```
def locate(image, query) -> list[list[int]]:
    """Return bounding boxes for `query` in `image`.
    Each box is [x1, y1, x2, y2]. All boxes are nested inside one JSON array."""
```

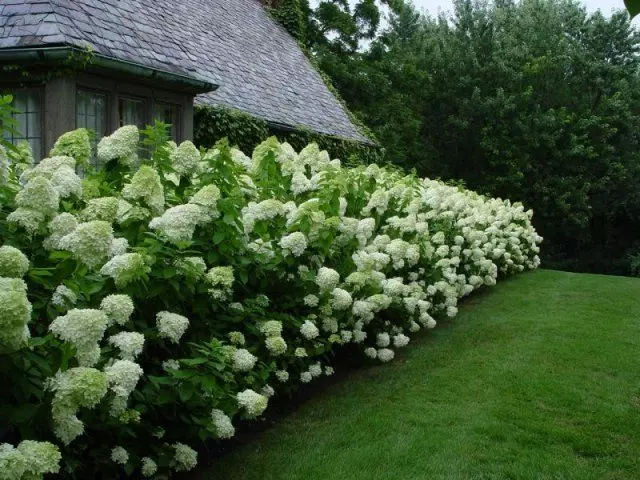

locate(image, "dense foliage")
[[194, 104, 383, 166], [0, 125, 540, 478], [274, 0, 640, 275]]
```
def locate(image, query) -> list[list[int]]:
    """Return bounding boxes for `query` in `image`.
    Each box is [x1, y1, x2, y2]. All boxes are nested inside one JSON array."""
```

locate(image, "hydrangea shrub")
[[0, 126, 541, 478]]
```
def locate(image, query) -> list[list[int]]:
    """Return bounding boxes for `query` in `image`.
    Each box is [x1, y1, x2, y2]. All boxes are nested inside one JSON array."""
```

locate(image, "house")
[[0, 0, 369, 161]]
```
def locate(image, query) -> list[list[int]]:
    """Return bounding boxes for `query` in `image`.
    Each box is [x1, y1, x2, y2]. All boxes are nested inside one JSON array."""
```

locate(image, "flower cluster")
[[156, 311, 190, 343], [97, 125, 139, 167], [0, 440, 61, 480], [0, 277, 32, 354], [0, 245, 29, 278], [48, 367, 108, 444], [49, 309, 108, 367]]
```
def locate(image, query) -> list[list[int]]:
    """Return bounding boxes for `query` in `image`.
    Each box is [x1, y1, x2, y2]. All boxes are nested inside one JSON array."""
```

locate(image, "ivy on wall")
[[193, 104, 383, 165], [262, 0, 310, 43]]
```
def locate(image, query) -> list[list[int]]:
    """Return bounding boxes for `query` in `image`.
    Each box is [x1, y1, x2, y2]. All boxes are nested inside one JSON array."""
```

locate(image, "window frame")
[[75, 87, 110, 139], [153, 101, 183, 143], [2, 87, 45, 162]]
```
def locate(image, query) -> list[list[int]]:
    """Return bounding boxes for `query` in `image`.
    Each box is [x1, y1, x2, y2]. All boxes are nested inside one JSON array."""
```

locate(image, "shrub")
[[0, 126, 541, 478]]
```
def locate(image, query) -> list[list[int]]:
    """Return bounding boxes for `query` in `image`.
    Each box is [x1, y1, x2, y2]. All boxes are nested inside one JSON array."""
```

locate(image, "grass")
[[200, 270, 640, 480]]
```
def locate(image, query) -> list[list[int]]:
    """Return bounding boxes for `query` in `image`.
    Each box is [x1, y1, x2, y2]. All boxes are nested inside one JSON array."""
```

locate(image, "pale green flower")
[[50, 128, 92, 168], [0, 245, 29, 278]]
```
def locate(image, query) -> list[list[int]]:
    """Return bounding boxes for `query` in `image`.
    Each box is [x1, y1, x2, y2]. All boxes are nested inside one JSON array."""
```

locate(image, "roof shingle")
[[0, 0, 369, 142]]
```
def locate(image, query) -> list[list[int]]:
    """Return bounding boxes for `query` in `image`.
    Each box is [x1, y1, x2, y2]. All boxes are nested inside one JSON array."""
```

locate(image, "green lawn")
[[201, 270, 640, 480]]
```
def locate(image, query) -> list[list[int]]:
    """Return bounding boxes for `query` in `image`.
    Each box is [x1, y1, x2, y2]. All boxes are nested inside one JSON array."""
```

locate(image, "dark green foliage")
[[310, 0, 640, 275], [193, 104, 384, 166], [264, 0, 311, 42]]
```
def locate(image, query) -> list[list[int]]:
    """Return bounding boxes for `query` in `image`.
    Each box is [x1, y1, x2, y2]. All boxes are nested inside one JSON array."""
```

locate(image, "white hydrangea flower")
[[362, 189, 389, 216], [108, 332, 145, 361], [325, 366, 335, 376], [0, 278, 32, 355], [95, 231, 120, 257], [300, 320, 319, 340], [156, 311, 189, 343], [111, 446, 129, 465], [206, 266, 234, 300], [7, 208, 47, 235], [393, 333, 410, 348], [100, 295, 134, 326], [162, 359, 180, 371], [300, 371, 312, 383], [100, 253, 147, 286], [377, 348, 395, 362], [294, 347, 307, 357], [97, 125, 139, 167], [171, 140, 200, 177], [364, 347, 377, 359], [78, 197, 118, 223], [279, 231, 308, 257], [49, 309, 108, 367], [265, 336, 287, 356], [105, 359, 143, 416], [316, 267, 340, 292], [261, 384, 275, 397], [291, 171, 313, 195], [275, 370, 289, 382], [51, 285, 77, 308], [228, 331, 245, 346], [303, 294, 319, 307], [236, 389, 268, 418], [50, 128, 91, 167], [59, 221, 114, 268], [0, 440, 61, 479], [122, 165, 164, 215], [211, 409, 235, 439], [330, 288, 352, 310], [322, 316, 339, 333], [356, 218, 376, 247], [50, 165, 83, 199], [21, 155, 75, 182], [15, 176, 60, 217], [308, 362, 322, 377], [353, 329, 367, 343], [233, 348, 258, 371], [241, 199, 285, 234], [376, 332, 391, 348], [141, 457, 158, 477], [175, 256, 207, 278], [44, 213, 78, 250], [172, 443, 198, 472], [446, 306, 458, 317], [48, 367, 108, 445], [0, 245, 29, 278], [189, 184, 221, 222], [149, 204, 202, 243], [260, 320, 283, 337]]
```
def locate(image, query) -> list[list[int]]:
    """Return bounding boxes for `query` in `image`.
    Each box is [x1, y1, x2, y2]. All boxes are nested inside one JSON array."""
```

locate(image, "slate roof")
[[0, 0, 370, 143]]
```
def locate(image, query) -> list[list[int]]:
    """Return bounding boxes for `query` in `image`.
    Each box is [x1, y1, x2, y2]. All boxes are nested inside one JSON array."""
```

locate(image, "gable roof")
[[0, 0, 370, 143]]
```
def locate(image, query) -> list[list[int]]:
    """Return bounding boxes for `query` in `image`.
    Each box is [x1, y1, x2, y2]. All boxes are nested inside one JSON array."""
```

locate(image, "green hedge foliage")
[[0, 125, 541, 478]]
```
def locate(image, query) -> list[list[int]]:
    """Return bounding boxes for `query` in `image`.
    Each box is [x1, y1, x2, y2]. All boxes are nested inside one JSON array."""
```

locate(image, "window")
[[119, 97, 145, 129], [153, 102, 181, 142], [3, 89, 42, 162], [76, 89, 107, 168], [77, 89, 107, 139]]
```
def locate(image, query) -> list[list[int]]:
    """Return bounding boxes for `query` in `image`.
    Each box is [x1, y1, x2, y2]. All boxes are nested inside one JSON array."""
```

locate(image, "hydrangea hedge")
[[0, 125, 542, 478]]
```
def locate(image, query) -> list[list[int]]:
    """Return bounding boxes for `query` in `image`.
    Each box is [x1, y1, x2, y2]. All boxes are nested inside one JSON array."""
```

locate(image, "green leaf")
[[178, 382, 195, 402], [625, 0, 640, 17]]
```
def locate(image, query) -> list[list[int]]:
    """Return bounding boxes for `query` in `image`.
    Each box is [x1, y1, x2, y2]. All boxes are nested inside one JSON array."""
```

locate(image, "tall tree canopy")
[[268, 0, 640, 275]]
